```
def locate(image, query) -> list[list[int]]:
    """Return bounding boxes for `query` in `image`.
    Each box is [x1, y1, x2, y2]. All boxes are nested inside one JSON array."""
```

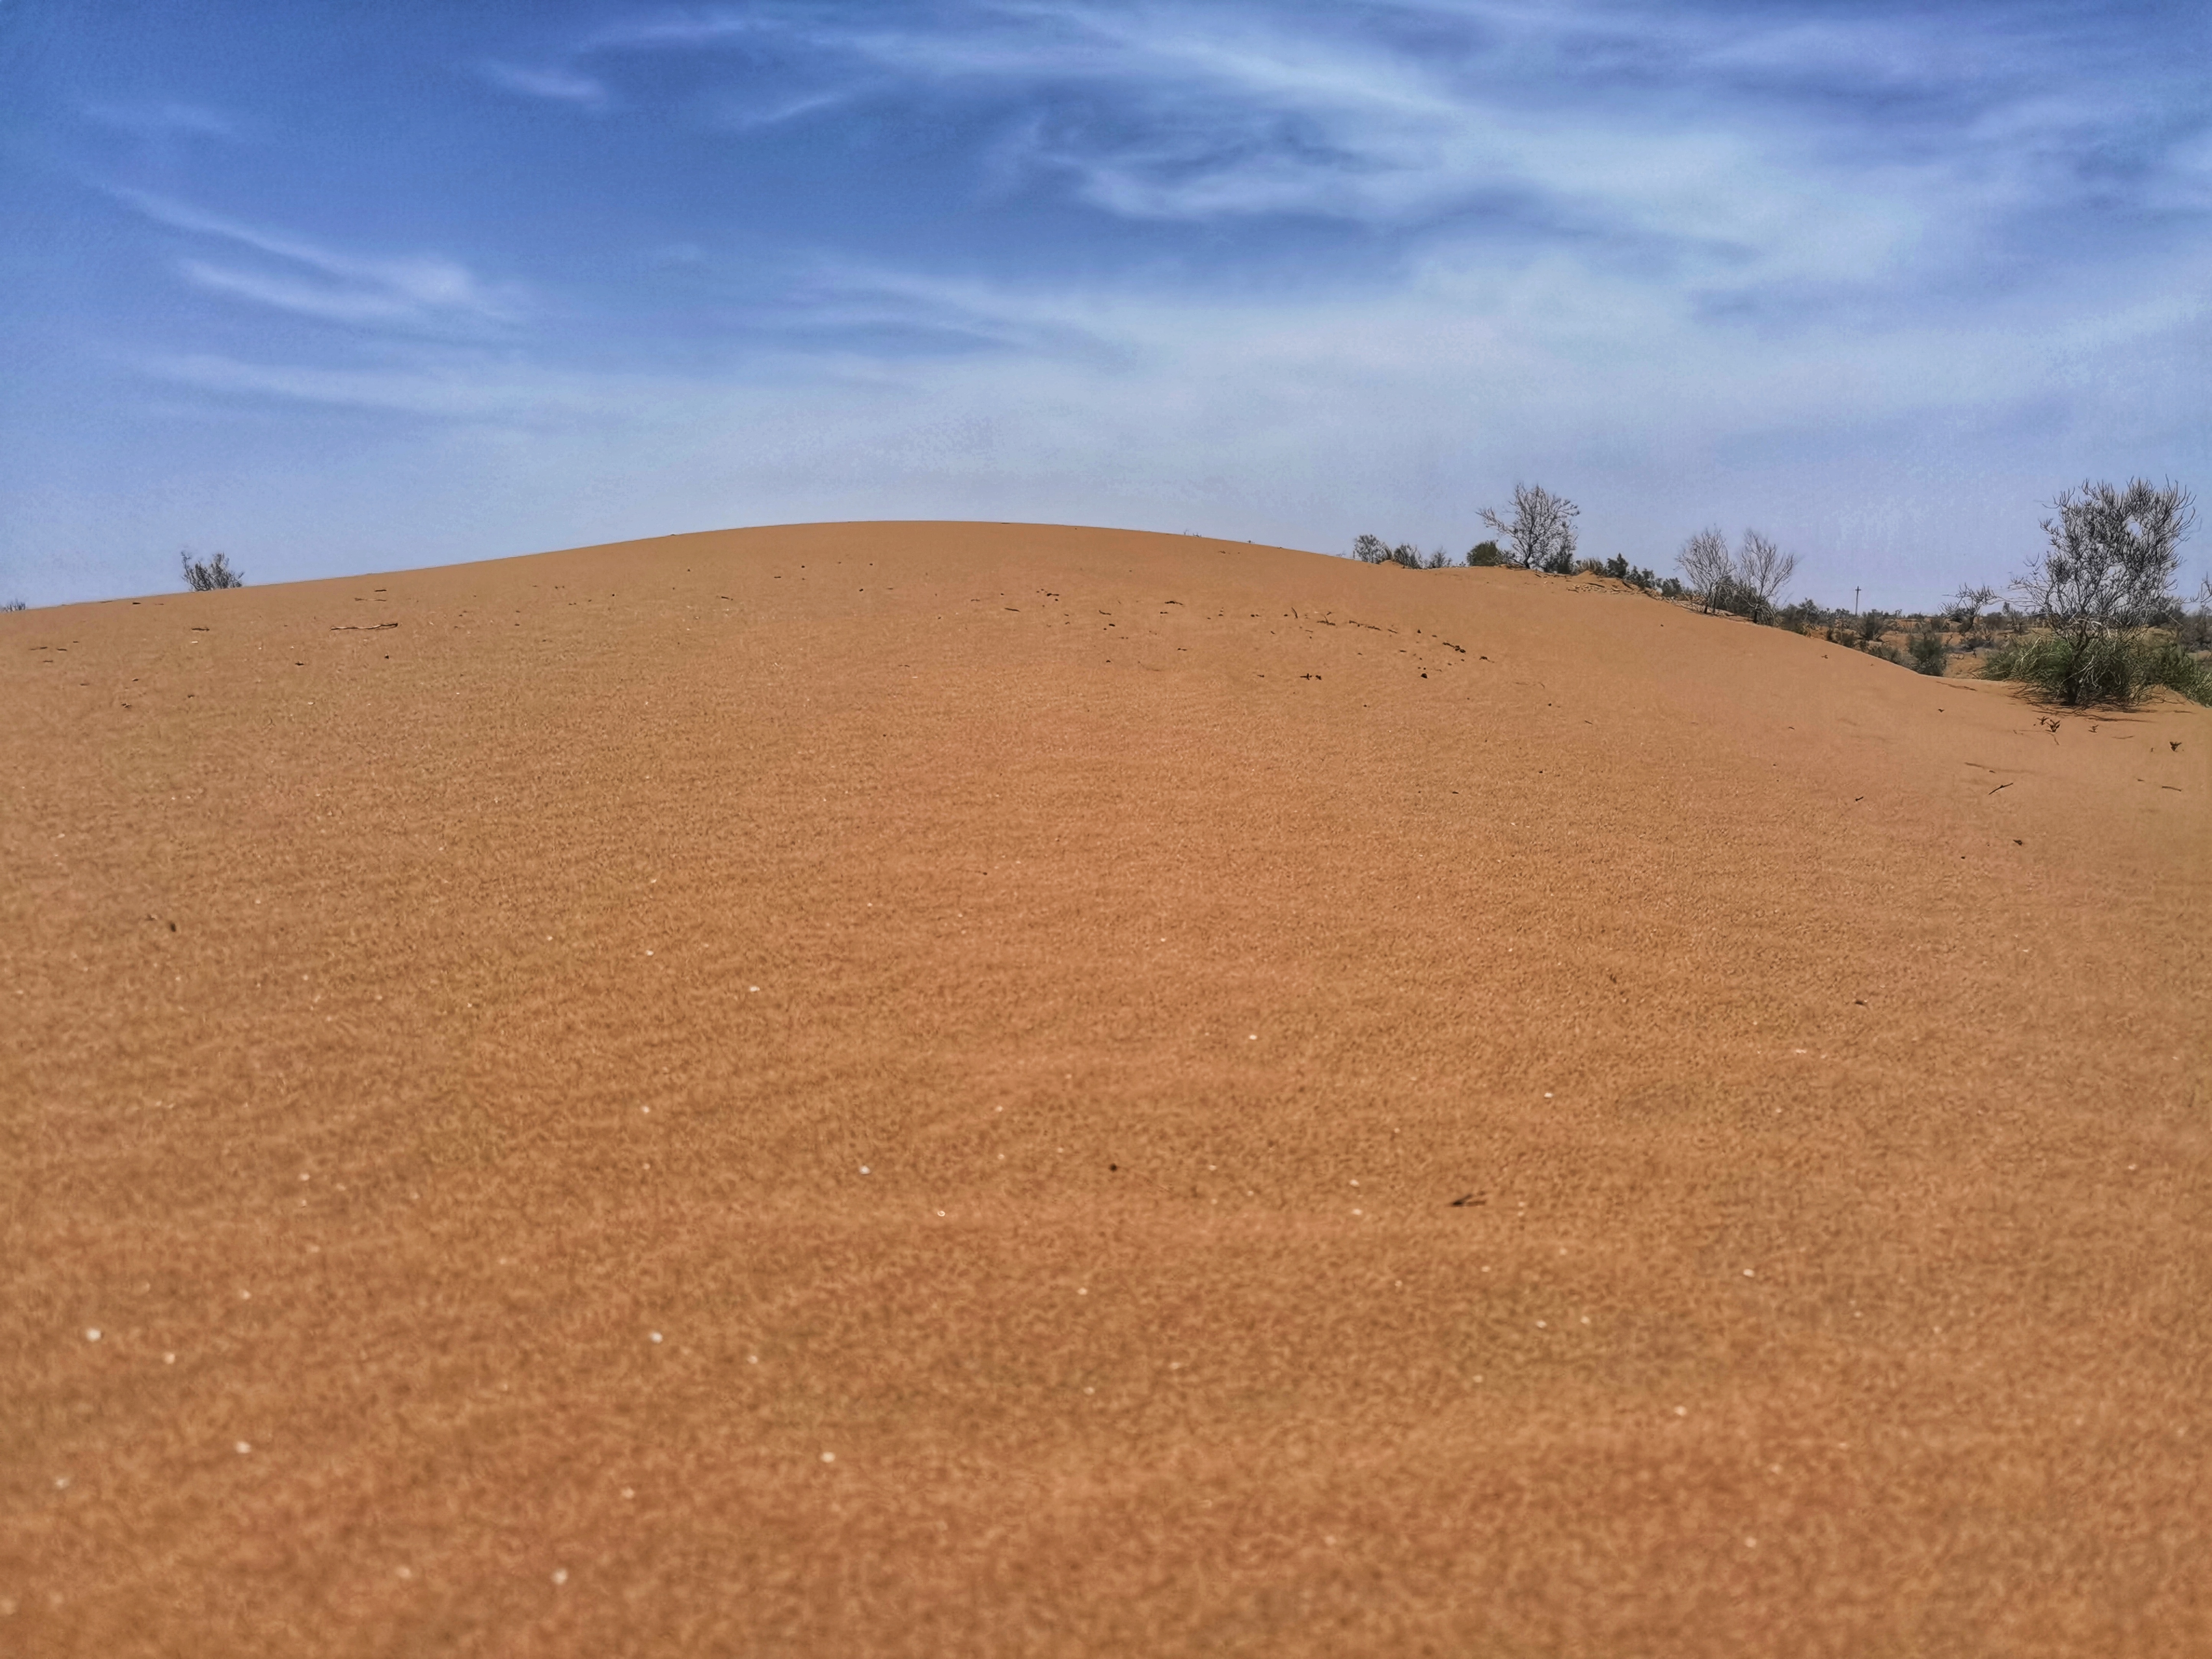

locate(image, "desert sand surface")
[[5, 520, 2209, 1657]]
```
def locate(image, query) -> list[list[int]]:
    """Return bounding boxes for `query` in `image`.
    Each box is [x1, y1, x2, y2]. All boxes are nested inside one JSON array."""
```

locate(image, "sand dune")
[[4, 521, 2207, 1656]]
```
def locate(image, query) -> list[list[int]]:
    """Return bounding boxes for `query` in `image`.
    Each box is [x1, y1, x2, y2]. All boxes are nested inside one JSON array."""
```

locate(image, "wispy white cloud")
[[143, 351, 611, 421], [114, 190, 525, 327], [557, 2, 2197, 302], [711, 86, 858, 128], [86, 100, 242, 139], [581, 11, 771, 51], [480, 61, 610, 107]]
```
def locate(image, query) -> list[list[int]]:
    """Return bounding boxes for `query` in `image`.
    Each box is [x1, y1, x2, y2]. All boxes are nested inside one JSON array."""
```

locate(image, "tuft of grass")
[[1908, 632, 1947, 676], [1982, 629, 2212, 707]]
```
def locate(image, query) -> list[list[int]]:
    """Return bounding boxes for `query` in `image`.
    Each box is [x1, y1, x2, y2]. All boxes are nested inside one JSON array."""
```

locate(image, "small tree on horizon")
[[181, 550, 245, 591], [1678, 528, 1794, 623], [1948, 584, 1999, 633], [1479, 483, 1579, 573], [1735, 531, 1797, 613], [1677, 527, 1732, 610]]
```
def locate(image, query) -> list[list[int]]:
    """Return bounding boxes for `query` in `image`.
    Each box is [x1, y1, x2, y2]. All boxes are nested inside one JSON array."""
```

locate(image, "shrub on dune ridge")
[[1677, 528, 1796, 624], [181, 549, 245, 590], [1351, 533, 1449, 569], [1479, 483, 1580, 573]]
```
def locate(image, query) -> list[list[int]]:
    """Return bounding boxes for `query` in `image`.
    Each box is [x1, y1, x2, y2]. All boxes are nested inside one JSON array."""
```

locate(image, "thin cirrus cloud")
[[113, 189, 525, 328], [538, 2, 1980, 310], [479, 60, 611, 107], [85, 100, 243, 139]]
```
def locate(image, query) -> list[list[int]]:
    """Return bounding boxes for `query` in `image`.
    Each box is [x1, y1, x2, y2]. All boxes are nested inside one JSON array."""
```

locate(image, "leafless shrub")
[[1677, 528, 1732, 608], [181, 550, 245, 590], [1735, 531, 1797, 611], [1479, 483, 1580, 573]]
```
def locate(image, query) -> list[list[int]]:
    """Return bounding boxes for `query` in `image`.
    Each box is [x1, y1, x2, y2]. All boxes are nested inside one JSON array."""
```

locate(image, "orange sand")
[[4, 521, 2208, 1656]]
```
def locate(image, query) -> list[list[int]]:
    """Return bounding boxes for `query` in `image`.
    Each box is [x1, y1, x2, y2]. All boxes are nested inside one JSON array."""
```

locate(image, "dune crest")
[[4, 521, 2207, 1656]]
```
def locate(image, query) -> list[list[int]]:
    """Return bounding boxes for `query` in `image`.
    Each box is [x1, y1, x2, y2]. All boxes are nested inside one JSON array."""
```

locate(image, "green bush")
[[1596, 553, 1659, 589], [1908, 633, 1947, 675], [1982, 629, 2212, 707], [1465, 540, 1506, 567]]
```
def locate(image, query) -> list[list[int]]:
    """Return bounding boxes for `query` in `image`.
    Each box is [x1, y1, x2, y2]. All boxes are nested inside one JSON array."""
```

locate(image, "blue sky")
[[4, 0, 2208, 608]]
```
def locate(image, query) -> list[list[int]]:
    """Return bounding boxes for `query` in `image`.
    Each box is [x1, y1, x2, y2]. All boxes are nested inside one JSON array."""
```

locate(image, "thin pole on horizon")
[[1855, 586, 1861, 613]]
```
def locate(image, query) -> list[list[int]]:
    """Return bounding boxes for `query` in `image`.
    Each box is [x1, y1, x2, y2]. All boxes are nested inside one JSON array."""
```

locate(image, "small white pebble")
[[1536, 1320, 1546, 1328], [1543, 1092, 1553, 1098], [622, 1487, 635, 1499], [164, 1352, 175, 1364], [748, 1354, 759, 1364], [53, 1476, 70, 1490], [84, 1328, 100, 1342], [859, 1165, 871, 1175], [1674, 1406, 1688, 1416], [641, 1106, 650, 1113], [1743, 1269, 1756, 1277], [551, 1568, 567, 1586], [820, 1451, 835, 1464], [649, 1332, 662, 1343], [1077, 1287, 1087, 1296], [234, 1441, 252, 1454], [1745, 1538, 1756, 1549], [396, 1566, 412, 1580], [749, 985, 759, 992]]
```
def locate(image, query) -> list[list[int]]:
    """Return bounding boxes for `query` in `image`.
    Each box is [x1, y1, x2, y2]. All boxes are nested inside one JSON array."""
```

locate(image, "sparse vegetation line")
[[1348, 470, 2207, 705]]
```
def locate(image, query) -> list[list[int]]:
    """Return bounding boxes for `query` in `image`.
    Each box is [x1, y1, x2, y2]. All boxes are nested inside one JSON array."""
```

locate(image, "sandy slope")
[[3, 521, 2208, 1657]]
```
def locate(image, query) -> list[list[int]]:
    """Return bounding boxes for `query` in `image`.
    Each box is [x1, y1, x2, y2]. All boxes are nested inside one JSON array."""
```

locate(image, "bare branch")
[[1478, 483, 1580, 573]]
